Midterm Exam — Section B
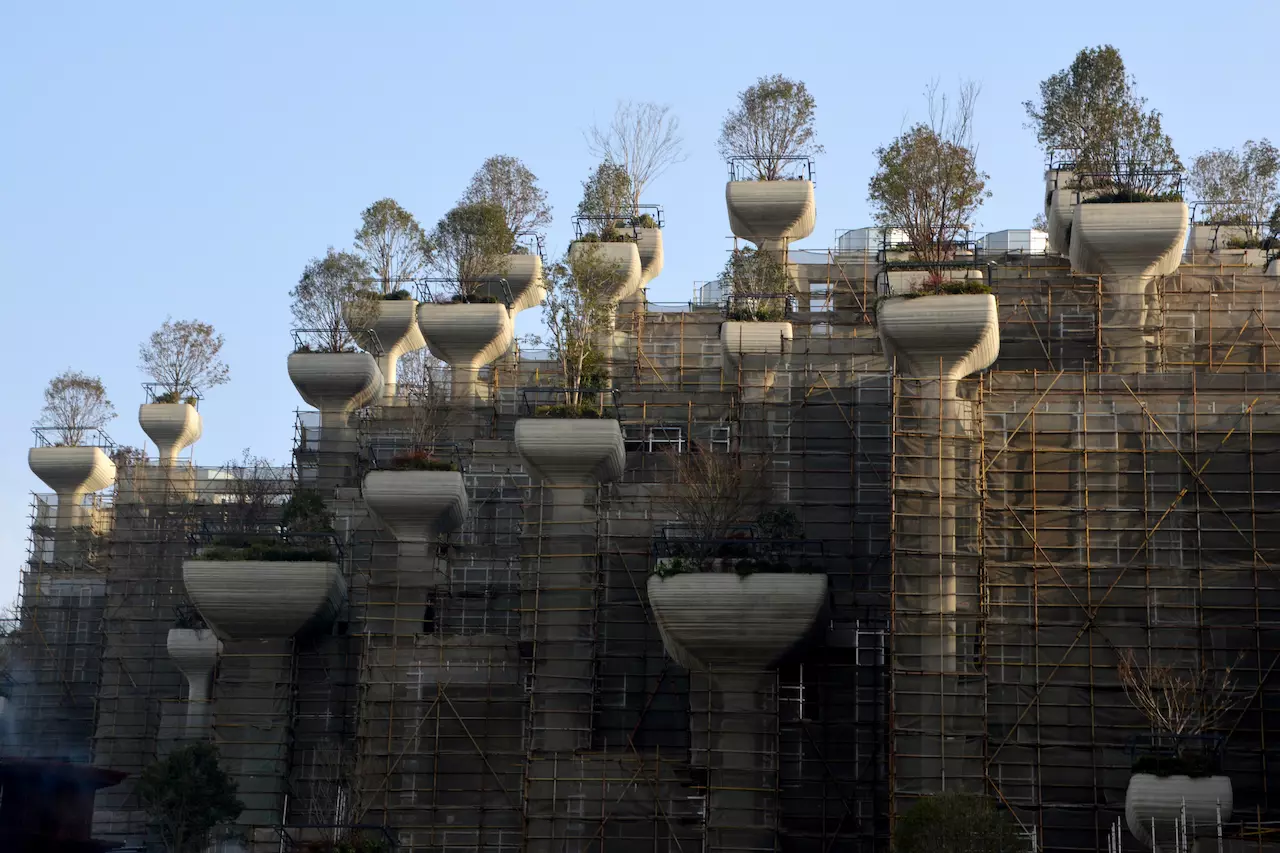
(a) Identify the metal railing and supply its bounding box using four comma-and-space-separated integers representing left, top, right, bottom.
291, 327, 384, 357
141, 382, 202, 407
30, 426, 117, 449
727, 154, 814, 182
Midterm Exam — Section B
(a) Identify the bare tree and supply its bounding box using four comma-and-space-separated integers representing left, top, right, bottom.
868, 81, 991, 269
219, 450, 287, 531
36, 370, 116, 445
1118, 648, 1244, 738
586, 101, 685, 210
718, 74, 824, 180
428, 201, 514, 298
138, 318, 231, 401
353, 198, 433, 294
396, 349, 454, 452
462, 154, 552, 237
291, 248, 375, 352
659, 449, 773, 565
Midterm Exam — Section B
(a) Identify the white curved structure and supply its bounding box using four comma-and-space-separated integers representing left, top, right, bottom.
166, 627, 222, 736
1126, 773, 1232, 848
1043, 168, 1089, 255
514, 419, 625, 493
417, 302, 513, 402
647, 573, 827, 672
475, 255, 546, 316
721, 321, 793, 402
1069, 202, 1189, 373
28, 446, 117, 535
877, 294, 1000, 390
635, 227, 664, 286
726, 181, 816, 251
568, 241, 643, 304
345, 299, 426, 403
287, 352, 383, 421
363, 470, 468, 541
139, 403, 202, 466
183, 560, 347, 639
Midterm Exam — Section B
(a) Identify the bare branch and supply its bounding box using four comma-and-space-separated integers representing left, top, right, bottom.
138, 318, 230, 399
586, 101, 685, 209
35, 370, 116, 445
1118, 648, 1244, 737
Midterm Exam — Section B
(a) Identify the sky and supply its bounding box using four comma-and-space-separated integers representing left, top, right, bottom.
0, 0, 1272, 606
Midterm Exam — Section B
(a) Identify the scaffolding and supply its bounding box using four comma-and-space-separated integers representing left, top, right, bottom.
8, 251, 1280, 853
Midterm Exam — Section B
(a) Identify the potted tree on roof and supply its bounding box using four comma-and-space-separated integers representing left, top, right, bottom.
718, 74, 822, 254
587, 101, 685, 291
1186, 140, 1280, 259
1119, 648, 1241, 849
27, 370, 118, 560
137, 318, 230, 468
417, 200, 517, 403
1026, 45, 1187, 373
567, 161, 644, 307
461, 155, 552, 316
717, 247, 794, 401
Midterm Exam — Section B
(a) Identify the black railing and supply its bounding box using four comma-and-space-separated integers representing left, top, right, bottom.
31, 426, 117, 449
141, 382, 202, 407
572, 214, 639, 241
728, 155, 814, 182
291, 327, 384, 356
414, 278, 512, 307
518, 386, 620, 418
359, 438, 466, 475
723, 292, 798, 321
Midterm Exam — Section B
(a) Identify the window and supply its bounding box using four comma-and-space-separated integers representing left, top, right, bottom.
709, 425, 731, 452
646, 426, 684, 453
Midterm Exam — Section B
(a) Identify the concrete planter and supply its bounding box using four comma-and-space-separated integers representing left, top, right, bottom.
725, 180, 816, 250
1069, 202, 1189, 373
568, 241, 643, 304
1125, 773, 1232, 846
344, 299, 426, 402
475, 254, 546, 316
363, 469, 468, 541
876, 294, 1000, 383
286, 351, 383, 424
417, 302, 513, 401
514, 418, 625, 486
646, 572, 827, 671
1188, 223, 1258, 253
166, 627, 221, 736
720, 321, 793, 364
139, 403, 202, 466
635, 227, 664, 286
183, 560, 347, 640
27, 446, 117, 532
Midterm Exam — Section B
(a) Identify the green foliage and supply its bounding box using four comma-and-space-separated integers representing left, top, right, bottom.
36, 369, 116, 446
577, 161, 634, 225
389, 450, 457, 471
534, 403, 605, 419
139, 318, 230, 400
382, 289, 413, 300
448, 293, 501, 304
199, 539, 333, 562
719, 247, 792, 320
153, 391, 200, 405
462, 154, 552, 237
300, 837, 390, 853
281, 489, 333, 533
354, 198, 432, 294
1024, 45, 1181, 197
893, 792, 1029, 853
1132, 752, 1220, 777
757, 506, 802, 540
718, 74, 824, 180
632, 213, 659, 228
1082, 189, 1184, 204
431, 200, 515, 290
1189, 139, 1280, 226
137, 742, 243, 853
292, 248, 372, 352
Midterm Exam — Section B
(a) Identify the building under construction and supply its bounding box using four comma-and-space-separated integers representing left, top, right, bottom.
8, 169, 1280, 852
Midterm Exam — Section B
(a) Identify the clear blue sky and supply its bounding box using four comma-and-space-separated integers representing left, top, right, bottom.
0, 0, 1270, 605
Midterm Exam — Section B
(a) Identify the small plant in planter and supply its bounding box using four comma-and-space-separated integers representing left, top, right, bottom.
388, 449, 457, 471
718, 247, 793, 322
196, 489, 336, 562
533, 403, 605, 419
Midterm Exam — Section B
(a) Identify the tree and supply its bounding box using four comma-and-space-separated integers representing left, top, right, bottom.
660, 449, 772, 566
353, 198, 432, 294
1031, 212, 1048, 231
586, 101, 685, 210
868, 82, 991, 268
531, 245, 623, 406
291, 248, 374, 352
717, 247, 792, 320
1189, 139, 1280, 226
137, 741, 243, 853
429, 201, 514, 297
36, 370, 116, 446
1024, 45, 1181, 198
395, 348, 454, 453
220, 449, 286, 531
718, 74, 824, 180
894, 792, 1029, 853
576, 161, 635, 229
1118, 649, 1243, 739
462, 154, 552, 237
138, 318, 231, 400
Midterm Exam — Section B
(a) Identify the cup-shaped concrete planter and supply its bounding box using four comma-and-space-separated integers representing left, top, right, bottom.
344, 299, 427, 402
28, 446, 117, 530
1125, 773, 1232, 847
514, 418, 625, 486
725, 180, 816, 250
568, 241, 643, 304
876, 294, 1000, 384
720, 321, 793, 365
286, 351, 384, 423
183, 560, 347, 640
167, 627, 221, 735
474, 255, 546, 317
635, 228, 664, 286
363, 469, 468, 541
647, 572, 827, 672
1188, 223, 1258, 253
139, 403, 202, 466
417, 302, 514, 401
